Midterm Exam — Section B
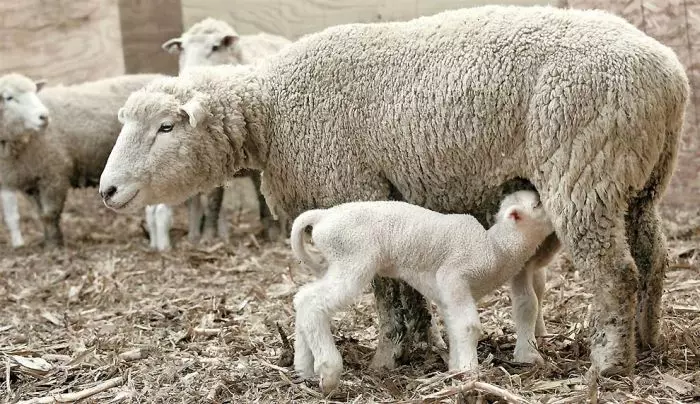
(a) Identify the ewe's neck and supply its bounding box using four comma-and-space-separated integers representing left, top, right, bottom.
202, 67, 271, 181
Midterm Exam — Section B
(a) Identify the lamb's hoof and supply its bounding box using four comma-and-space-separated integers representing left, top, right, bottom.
318, 365, 342, 394
294, 358, 314, 380
535, 324, 548, 337
513, 346, 544, 365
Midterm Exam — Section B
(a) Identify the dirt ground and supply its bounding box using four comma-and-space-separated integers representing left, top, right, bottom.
1, 179, 699, 403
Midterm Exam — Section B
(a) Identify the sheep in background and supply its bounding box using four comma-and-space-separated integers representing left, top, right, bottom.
0, 73, 163, 247
153, 17, 292, 247
99, 5, 689, 377
291, 190, 553, 392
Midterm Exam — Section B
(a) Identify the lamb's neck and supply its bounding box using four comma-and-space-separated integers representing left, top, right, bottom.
208, 68, 272, 180
486, 222, 541, 277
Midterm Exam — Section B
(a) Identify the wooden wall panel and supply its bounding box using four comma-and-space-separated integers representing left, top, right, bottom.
181, 0, 551, 39
119, 0, 183, 75
0, 0, 124, 85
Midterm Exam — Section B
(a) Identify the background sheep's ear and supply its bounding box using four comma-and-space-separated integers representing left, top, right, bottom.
162, 38, 183, 54
179, 98, 208, 128
117, 107, 126, 124
220, 34, 238, 48
35, 79, 47, 92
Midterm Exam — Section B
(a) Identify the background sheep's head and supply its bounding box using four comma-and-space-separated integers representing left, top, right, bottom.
162, 18, 242, 72
99, 77, 235, 212
0, 73, 49, 142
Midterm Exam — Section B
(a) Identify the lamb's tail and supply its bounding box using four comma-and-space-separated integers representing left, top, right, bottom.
290, 209, 326, 273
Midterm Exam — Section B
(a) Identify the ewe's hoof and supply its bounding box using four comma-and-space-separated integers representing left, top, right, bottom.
369, 350, 396, 370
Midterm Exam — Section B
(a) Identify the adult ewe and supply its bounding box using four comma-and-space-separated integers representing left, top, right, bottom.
154, 17, 292, 246
1, 73, 49, 247
0, 73, 163, 247
99, 5, 689, 377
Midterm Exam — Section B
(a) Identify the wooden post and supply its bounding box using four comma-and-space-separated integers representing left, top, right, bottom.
118, 0, 183, 75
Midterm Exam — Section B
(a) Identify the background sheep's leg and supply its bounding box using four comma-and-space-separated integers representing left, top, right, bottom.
563, 212, 638, 376
145, 205, 158, 249
293, 260, 374, 393
370, 278, 432, 369
34, 186, 66, 247
510, 265, 545, 364
154, 204, 173, 251
186, 194, 203, 242
202, 186, 224, 241
625, 196, 666, 349
1, 188, 24, 247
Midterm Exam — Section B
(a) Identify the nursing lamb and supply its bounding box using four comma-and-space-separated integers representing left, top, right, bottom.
99, 5, 689, 376
292, 190, 553, 392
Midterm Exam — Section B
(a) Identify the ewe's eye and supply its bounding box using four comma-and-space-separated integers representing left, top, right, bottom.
158, 123, 174, 133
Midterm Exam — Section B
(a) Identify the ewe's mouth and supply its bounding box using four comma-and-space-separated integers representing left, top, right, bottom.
107, 190, 140, 210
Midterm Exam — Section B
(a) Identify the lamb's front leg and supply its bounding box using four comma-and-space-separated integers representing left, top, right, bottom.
510, 266, 545, 364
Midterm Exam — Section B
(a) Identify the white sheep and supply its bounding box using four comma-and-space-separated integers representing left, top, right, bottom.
99, 5, 689, 377
151, 17, 292, 247
291, 190, 554, 392
0, 72, 162, 247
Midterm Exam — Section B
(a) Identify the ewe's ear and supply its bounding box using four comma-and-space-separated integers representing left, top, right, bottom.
117, 107, 126, 124
179, 97, 209, 128
35, 79, 47, 92
220, 34, 238, 48
162, 38, 183, 54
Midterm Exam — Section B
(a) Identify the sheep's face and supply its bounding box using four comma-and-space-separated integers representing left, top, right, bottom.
99, 89, 217, 212
497, 190, 554, 240
0, 75, 49, 140
162, 33, 241, 72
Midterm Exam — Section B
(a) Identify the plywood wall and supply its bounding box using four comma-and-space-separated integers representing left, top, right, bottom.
119, 0, 183, 75
0, 0, 125, 85
181, 0, 551, 38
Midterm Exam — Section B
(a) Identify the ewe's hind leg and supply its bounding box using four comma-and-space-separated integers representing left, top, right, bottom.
510, 267, 544, 364
1, 188, 24, 247
625, 196, 667, 349
186, 194, 203, 243
293, 261, 374, 393
559, 208, 638, 376
202, 187, 224, 241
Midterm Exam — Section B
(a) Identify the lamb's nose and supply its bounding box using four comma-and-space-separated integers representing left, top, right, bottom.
100, 185, 117, 200
39, 114, 48, 125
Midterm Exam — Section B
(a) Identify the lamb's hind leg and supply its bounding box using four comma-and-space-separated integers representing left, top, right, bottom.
625, 195, 667, 349
293, 260, 375, 393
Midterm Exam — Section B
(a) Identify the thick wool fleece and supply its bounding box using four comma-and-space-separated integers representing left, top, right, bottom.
102, 5, 689, 376
0, 74, 163, 246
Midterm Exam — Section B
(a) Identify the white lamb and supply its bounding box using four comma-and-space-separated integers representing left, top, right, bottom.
291, 190, 554, 392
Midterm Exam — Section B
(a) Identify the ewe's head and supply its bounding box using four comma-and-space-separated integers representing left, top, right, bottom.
99, 75, 239, 212
496, 190, 553, 239
162, 18, 242, 72
0, 73, 49, 141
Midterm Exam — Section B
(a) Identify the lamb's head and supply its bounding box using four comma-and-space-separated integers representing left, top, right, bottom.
162, 18, 242, 72
496, 190, 554, 241
99, 76, 241, 212
0, 73, 49, 141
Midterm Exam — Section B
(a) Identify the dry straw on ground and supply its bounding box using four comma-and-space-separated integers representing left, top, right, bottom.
1, 184, 699, 403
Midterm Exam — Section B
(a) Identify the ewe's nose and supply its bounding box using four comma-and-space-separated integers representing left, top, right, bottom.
100, 185, 117, 200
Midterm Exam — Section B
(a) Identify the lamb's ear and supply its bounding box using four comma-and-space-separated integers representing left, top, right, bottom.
162, 37, 183, 54
117, 107, 126, 124
35, 79, 47, 92
219, 34, 239, 49
179, 97, 208, 128
505, 206, 522, 222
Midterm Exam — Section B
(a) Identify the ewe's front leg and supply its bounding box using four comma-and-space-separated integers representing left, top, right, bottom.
248, 170, 285, 241
1, 188, 24, 247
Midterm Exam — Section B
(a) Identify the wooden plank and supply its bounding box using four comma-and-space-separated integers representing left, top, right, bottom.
118, 0, 183, 75
0, 0, 124, 85
181, 0, 550, 40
